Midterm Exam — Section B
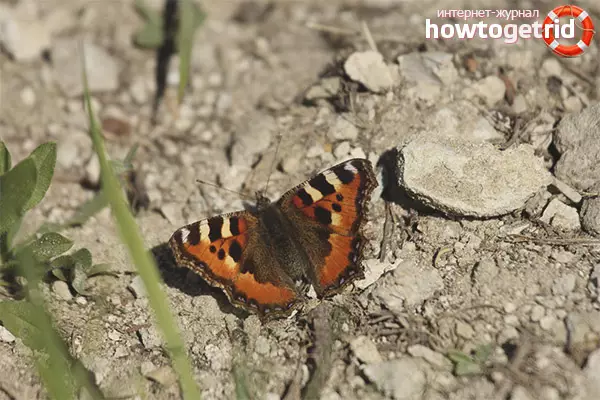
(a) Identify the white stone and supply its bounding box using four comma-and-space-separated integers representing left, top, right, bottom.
52, 280, 73, 301
540, 199, 581, 230
0, 8, 51, 61
0, 326, 15, 343
344, 51, 396, 93
350, 336, 383, 364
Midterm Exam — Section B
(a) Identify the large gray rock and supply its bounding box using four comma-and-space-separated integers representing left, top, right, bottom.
553, 103, 600, 191
398, 138, 552, 217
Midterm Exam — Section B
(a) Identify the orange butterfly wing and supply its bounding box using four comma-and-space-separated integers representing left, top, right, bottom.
169, 212, 300, 317
279, 158, 377, 296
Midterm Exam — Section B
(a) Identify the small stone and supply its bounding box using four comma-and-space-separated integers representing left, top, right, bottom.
56, 140, 80, 170
504, 302, 516, 313
255, 336, 270, 356
563, 96, 583, 113
455, 320, 474, 339
333, 141, 351, 158
541, 58, 562, 77
52, 280, 73, 301
581, 197, 600, 236
20, 86, 36, 107
468, 76, 506, 106
52, 39, 120, 96
349, 147, 366, 159
108, 330, 121, 341
140, 361, 156, 376
539, 315, 557, 331
329, 116, 359, 141
138, 326, 162, 349
0, 10, 51, 61
511, 385, 534, 400
130, 78, 148, 104
350, 336, 383, 364
146, 366, 177, 386
540, 199, 581, 230
306, 144, 324, 159
551, 178, 582, 204
85, 155, 101, 185
114, 346, 128, 358
305, 77, 341, 100
363, 358, 426, 400
344, 51, 396, 93
75, 296, 87, 306
0, 326, 16, 343
407, 344, 452, 369
584, 348, 600, 395
128, 276, 147, 298
511, 94, 528, 114
531, 305, 545, 322
472, 258, 499, 285
552, 274, 577, 295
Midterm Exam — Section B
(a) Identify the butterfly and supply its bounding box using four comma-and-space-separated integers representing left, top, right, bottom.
169, 158, 378, 319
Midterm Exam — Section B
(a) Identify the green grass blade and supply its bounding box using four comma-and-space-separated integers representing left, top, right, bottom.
177, 0, 205, 103
0, 141, 11, 175
80, 46, 201, 399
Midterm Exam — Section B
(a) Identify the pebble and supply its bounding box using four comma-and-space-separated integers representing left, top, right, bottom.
468, 76, 506, 106
398, 138, 552, 217
563, 96, 583, 113
140, 360, 156, 376
511, 94, 528, 114
130, 78, 149, 104
0, 325, 15, 343
146, 366, 177, 386
52, 38, 120, 97
504, 302, 516, 313
407, 344, 452, 369
344, 50, 396, 93
363, 358, 426, 400
0, 8, 51, 61
511, 386, 534, 400
540, 199, 581, 230
305, 77, 341, 100
75, 296, 87, 306
20, 86, 36, 107
350, 336, 383, 364
52, 280, 73, 301
455, 320, 474, 339
540, 58, 562, 77
472, 258, 499, 285
108, 330, 121, 341
552, 274, 577, 295
333, 141, 351, 158
553, 102, 600, 191
128, 275, 147, 298
531, 305, 545, 322
56, 140, 80, 170
539, 315, 557, 331
85, 155, 101, 185
255, 336, 270, 356
581, 197, 600, 236
584, 348, 600, 394
551, 178, 582, 204
138, 326, 162, 349
329, 116, 359, 141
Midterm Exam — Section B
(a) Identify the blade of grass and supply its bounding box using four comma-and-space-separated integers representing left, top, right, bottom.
80, 45, 201, 399
177, 0, 205, 103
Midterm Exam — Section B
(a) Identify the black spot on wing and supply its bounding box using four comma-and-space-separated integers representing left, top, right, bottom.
186, 225, 200, 245
309, 174, 336, 197
335, 165, 354, 184
297, 188, 313, 206
332, 203, 342, 212
336, 193, 344, 201
209, 245, 217, 253
230, 216, 240, 236
208, 217, 223, 242
217, 248, 226, 260
314, 206, 332, 225
229, 240, 242, 262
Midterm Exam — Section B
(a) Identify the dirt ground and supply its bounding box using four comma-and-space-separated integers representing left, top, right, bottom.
1, 0, 600, 399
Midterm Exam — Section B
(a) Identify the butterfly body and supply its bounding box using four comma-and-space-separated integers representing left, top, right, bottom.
169, 158, 377, 319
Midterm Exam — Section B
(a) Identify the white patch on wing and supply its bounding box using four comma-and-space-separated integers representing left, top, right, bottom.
323, 171, 342, 188
331, 212, 342, 226
344, 162, 358, 173
221, 218, 232, 238
199, 222, 210, 243
304, 183, 323, 202
179, 228, 190, 243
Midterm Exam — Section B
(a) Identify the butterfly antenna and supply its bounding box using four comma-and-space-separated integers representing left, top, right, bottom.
196, 179, 254, 201
263, 132, 283, 196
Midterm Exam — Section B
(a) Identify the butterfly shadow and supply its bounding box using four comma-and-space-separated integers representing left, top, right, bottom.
151, 242, 249, 320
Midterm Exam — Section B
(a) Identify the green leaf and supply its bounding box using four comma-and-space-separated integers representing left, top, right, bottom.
178, 0, 206, 102
69, 248, 93, 295
87, 263, 116, 277
473, 343, 493, 364
22, 232, 74, 262
0, 300, 46, 350
0, 141, 11, 175
71, 265, 88, 295
52, 268, 69, 282
72, 248, 92, 270
23, 143, 57, 211
447, 350, 483, 376
133, 0, 164, 48
49, 255, 76, 271
0, 158, 37, 234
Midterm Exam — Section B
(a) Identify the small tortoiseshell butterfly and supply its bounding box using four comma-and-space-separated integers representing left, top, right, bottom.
169, 158, 377, 319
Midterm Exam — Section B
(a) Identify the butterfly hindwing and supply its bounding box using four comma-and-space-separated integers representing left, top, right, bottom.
169, 211, 300, 317
279, 158, 377, 296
